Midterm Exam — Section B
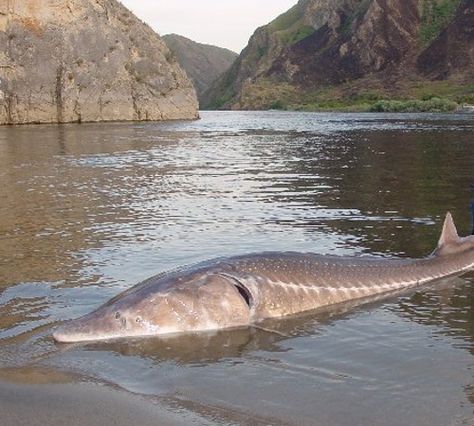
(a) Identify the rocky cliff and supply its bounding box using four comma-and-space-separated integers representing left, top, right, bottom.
203, 0, 473, 110
0, 0, 199, 125
163, 34, 237, 104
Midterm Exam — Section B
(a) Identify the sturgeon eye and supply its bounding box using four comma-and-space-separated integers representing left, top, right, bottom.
136, 317, 142, 323
115, 312, 121, 320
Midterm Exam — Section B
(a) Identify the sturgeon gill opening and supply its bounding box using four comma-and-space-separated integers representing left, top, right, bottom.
235, 284, 252, 308
218, 273, 254, 310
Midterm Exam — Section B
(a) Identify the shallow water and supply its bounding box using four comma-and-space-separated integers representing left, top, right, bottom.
1, 111, 474, 425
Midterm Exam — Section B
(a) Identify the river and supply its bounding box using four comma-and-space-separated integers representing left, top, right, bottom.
0, 111, 473, 425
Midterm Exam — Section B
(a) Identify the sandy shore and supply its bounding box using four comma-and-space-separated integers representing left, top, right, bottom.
0, 380, 205, 426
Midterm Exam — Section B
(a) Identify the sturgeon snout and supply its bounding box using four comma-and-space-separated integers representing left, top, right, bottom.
54, 272, 253, 343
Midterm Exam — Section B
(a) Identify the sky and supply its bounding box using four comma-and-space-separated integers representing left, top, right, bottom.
119, 0, 297, 53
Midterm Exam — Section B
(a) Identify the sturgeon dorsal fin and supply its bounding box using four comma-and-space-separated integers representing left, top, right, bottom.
437, 212, 459, 248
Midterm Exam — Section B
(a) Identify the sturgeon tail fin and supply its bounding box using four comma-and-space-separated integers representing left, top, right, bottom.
434, 212, 461, 256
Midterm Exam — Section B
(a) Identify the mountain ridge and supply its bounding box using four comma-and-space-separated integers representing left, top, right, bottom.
163, 34, 237, 105
203, 0, 473, 111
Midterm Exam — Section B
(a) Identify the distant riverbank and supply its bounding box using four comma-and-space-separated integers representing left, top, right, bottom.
205, 79, 474, 114
269, 96, 463, 113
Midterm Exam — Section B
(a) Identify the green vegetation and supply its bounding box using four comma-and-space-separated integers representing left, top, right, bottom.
208, 92, 234, 110
268, 100, 287, 110
291, 97, 458, 113
231, 78, 472, 113
268, 1, 306, 32
408, 80, 474, 105
419, 0, 461, 45
243, 43, 269, 67
267, 0, 315, 47
279, 25, 315, 45
297, 93, 460, 113
204, 74, 473, 112
369, 97, 457, 112
237, 80, 300, 110
203, 62, 240, 109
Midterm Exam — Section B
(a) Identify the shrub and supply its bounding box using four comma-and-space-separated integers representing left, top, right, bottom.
369, 97, 457, 113
268, 100, 286, 110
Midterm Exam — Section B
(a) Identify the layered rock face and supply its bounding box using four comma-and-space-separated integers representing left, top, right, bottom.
163, 34, 237, 104
0, 0, 199, 125
204, 0, 472, 110
268, 0, 421, 86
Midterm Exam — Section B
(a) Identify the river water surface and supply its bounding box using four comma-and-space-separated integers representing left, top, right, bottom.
0, 111, 474, 425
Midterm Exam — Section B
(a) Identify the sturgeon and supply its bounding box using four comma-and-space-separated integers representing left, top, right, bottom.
53, 212, 474, 343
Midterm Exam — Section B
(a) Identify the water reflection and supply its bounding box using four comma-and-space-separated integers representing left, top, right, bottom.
395, 277, 474, 351
72, 306, 338, 366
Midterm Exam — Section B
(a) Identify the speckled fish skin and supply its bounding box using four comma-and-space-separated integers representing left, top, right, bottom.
53, 213, 474, 343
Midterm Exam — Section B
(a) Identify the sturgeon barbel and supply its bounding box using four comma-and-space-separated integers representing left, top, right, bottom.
53, 213, 474, 343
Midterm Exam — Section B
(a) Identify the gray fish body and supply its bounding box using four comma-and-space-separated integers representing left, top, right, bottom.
215, 250, 474, 319
53, 213, 474, 343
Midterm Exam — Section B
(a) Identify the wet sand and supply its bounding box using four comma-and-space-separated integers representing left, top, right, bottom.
0, 380, 203, 426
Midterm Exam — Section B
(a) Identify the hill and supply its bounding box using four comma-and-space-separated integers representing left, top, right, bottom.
163, 34, 237, 104
203, 0, 474, 111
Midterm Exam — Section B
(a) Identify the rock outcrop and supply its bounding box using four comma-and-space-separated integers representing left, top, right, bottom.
163, 34, 237, 104
203, 0, 473, 110
276, 0, 420, 85
0, 0, 199, 125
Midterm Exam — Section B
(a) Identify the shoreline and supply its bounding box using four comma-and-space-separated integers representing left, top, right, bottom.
204, 100, 473, 114
0, 380, 203, 426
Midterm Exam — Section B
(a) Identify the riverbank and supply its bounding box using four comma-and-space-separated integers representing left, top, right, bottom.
285, 96, 462, 113
212, 79, 474, 113
0, 380, 200, 426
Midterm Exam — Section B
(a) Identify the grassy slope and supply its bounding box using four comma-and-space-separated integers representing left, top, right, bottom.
239, 78, 474, 112
267, 0, 316, 45
419, 0, 461, 45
